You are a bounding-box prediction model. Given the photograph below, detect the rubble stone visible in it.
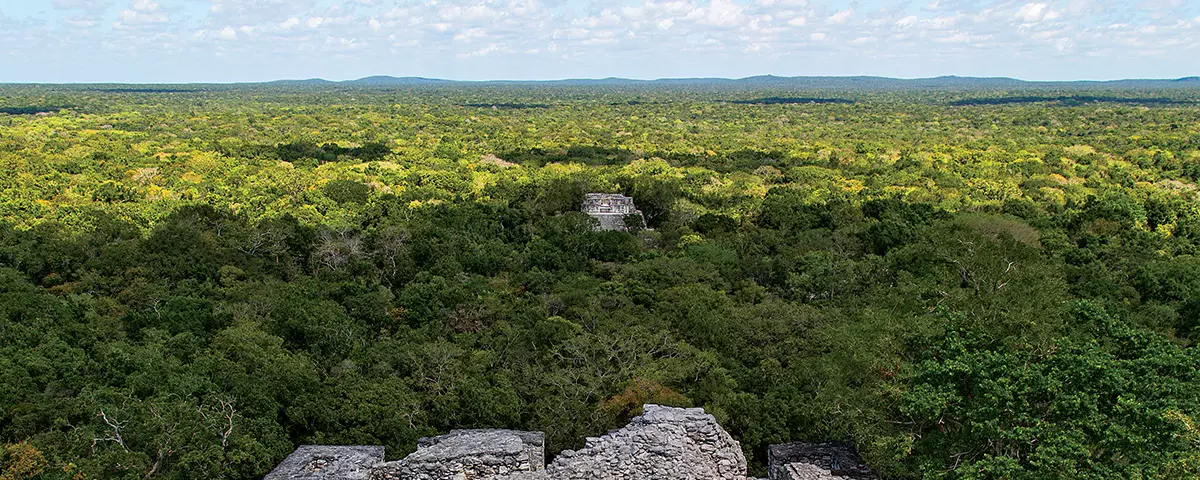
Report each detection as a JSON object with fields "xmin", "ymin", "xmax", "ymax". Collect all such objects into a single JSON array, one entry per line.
[
  {"xmin": 545, "ymin": 404, "xmax": 748, "ymax": 480},
  {"xmin": 767, "ymin": 443, "xmax": 876, "ymax": 480},
  {"xmin": 265, "ymin": 407, "xmax": 879, "ymax": 480},
  {"xmin": 369, "ymin": 429, "xmax": 544, "ymax": 480},
  {"xmin": 264, "ymin": 445, "xmax": 384, "ymax": 480}
]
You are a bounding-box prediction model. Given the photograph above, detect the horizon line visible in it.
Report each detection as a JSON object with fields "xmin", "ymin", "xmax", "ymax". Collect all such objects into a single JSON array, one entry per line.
[{"xmin": 2, "ymin": 74, "xmax": 1199, "ymax": 86}]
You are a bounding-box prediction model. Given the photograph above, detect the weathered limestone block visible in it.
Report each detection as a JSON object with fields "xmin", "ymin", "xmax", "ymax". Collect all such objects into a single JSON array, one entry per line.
[
  {"xmin": 767, "ymin": 443, "xmax": 876, "ymax": 480},
  {"xmin": 546, "ymin": 404, "xmax": 748, "ymax": 480},
  {"xmin": 370, "ymin": 429, "xmax": 545, "ymax": 480},
  {"xmin": 264, "ymin": 445, "xmax": 384, "ymax": 480}
]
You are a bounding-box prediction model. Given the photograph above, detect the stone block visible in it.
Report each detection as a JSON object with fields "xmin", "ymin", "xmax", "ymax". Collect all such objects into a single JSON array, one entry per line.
[
  {"xmin": 545, "ymin": 404, "xmax": 748, "ymax": 480},
  {"xmin": 370, "ymin": 429, "xmax": 545, "ymax": 480},
  {"xmin": 767, "ymin": 442, "xmax": 876, "ymax": 480},
  {"xmin": 264, "ymin": 445, "xmax": 384, "ymax": 480}
]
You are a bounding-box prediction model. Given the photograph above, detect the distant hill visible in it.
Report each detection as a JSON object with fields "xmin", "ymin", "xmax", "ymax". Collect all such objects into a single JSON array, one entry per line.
[
  {"xmin": 301, "ymin": 75, "xmax": 1200, "ymax": 90},
  {"xmin": 263, "ymin": 78, "xmax": 337, "ymax": 87},
  {"xmin": 4, "ymin": 75, "xmax": 1199, "ymax": 91},
  {"xmin": 344, "ymin": 76, "xmax": 456, "ymax": 86}
]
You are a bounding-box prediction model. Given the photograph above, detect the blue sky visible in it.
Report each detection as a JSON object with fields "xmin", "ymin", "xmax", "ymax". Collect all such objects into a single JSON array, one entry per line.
[{"xmin": 1, "ymin": 0, "xmax": 1197, "ymax": 83}]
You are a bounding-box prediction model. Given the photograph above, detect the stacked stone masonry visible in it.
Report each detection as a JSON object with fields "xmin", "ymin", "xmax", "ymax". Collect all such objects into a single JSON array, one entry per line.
[
  {"xmin": 264, "ymin": 445, "xmax": 384, "ymax": 480},
  {"xmin": 545, "ymin": 404, "xmax": 748, "ymax": 480},
  {"xmin": 581, "ymin": 193, "xmax": 645, "ymax": 231},
  {"xmin": 370, "ymin": 429, "xmax": 545, "ymax": 480},
  {"xmin": 264, "ymin": 405, "xmax": 877, "ymax": 480},
  {"xmin": 767, "ymin": 443, "xmax": 878, "ymax": 480}
]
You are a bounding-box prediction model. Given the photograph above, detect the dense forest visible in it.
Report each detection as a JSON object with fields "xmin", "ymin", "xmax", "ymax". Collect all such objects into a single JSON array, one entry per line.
[{"xmin": 2, "ymin": 83, "xmax": 1200, "ymax": 479}]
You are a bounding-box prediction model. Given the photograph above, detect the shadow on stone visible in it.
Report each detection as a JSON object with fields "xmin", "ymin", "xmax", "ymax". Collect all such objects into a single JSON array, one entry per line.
[{"xmin": 767, "ymin": 442, "xmax": 877, "ymax": 480}]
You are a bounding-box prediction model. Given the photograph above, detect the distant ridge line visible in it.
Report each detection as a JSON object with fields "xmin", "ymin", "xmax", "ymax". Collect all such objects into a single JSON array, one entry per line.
[
  {"xmin": 4, "ymin": 75, "xmax": 1200, "ymax": 89},
  {"xmin": 243, "ymin": 75, "xmax": 1200, "ymax": 90},
  {"xmin": 305, "ymin": 75, "xmax": 1200, "ymax": 86}
]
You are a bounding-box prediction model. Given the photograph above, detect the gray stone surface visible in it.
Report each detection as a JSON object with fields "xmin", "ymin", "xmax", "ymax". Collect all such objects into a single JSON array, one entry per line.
[
  {"xmin": 582, "ymin": 193, "xmax": 644, "ymax": 231},
  {"xmin": 264, "ymin": 407, "xmax": 878, "ymax": 480},
  {"xmin": 370, "ymin": 429, "xmax": 545, "ymax": 480},
  {"xmin": 767, "ymin": 443, "xmax": 876, "ymax": 480},
  {"xmin": 264, "ymin": 445, "xmax": 384, "ymax": 480},
  {"xmin": 545, "ymin": 404, "xmax": 748, "ymax": 480}
]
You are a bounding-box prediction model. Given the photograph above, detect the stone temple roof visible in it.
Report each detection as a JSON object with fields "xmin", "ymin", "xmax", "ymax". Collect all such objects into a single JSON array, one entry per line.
[{"xmin": 581, "ymin": 193, "xmax": 645, "ymax": 231}]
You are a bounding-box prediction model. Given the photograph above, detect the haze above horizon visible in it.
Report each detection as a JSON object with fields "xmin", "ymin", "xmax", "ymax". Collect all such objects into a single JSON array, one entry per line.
[{"xmin": 2, "ymin": 0, "xmax": 1198, "ymax": 84}]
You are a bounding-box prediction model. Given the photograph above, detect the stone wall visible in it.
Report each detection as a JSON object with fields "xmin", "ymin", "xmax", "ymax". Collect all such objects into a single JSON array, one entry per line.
[
  {"xmin": 264, "ymin": 445, "xmax": 384, "ymax": 480},
  {"xmin": 767, "ymin": 443, "xmax": 877, "ymax": 480},
  {"xmin": 581, "ymin": 193, "xmax": 644, "ymax": 231},
  {"xmin": 369, "ymin": 429, "xmax": 544, "ymax": 480},
  {"xmin": 546, "ymin": 404, "xmax": 748, "ymax": 480},
  {"xmin": 264, "ymin": 405, "xmax": 877, "ymax": 480}
]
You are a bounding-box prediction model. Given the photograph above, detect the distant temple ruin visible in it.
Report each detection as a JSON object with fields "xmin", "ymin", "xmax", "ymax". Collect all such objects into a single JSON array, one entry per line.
[{"xmin": 581, "ymin": 193, "xmax": 645, "ymax": 231}]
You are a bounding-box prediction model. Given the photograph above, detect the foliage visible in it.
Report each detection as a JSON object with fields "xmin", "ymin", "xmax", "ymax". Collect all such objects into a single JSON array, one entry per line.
[{"xmin": 1, "ymin": 84, "xmax": 1199, "ymax": 479}]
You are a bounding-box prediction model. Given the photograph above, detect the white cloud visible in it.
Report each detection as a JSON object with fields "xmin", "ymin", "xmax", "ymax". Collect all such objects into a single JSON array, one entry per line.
[
  {"xmin": 1055, "ymin": 37, "xmax": 1075, "ymax": 52},
  {"xmin": 115, "ymin": 0, "xmax": 167, "ymax": 27},
  {"xmin": 9, "ymin": 0, "xmax": 1200, "ymax": 81},
  {"xmin": 755, "ymin": 0, "xmax": 807, "ymax": 6},
  {"xmin": 457, "ymin": 42, "xmax": 511, "ymax": 58},
  {"xmin": 685, "ymin": 0, "xmax": 747, "ymax": 28},
  {"xmin": 828, "ymin": 9, "xmax": 853, "ymax": 25},
  {"xmin": 454, "ymin": 28, "xmax": 488, "ymax": 42},
  {"xmin": 574, "ymin": 9, "xmax": 622, "ymax": 28},
  {"xmin": 439, "ymin": 4, "xmax": 502, "ymax": 23},
  {"xmin": 65, "ymin": 17, "xmax": 98, "ymax": 28},
  {"xmin": 203, "ymin": 0, "xmax": 317, "ymax": 23},
  {"xmin": 53, "ymin": 0, "xmax": 110, "ymax": 13},
  {"xmin": 1064, "ymin": 0, "xmax": 1093, "ymax": 16},
  {"xmin": 936, "ymin": 32, "xmax": 971, "ymax": 43},
  {"xmin": 1016, "ymin": 3, "xmax": 1061, "ymax": 23}
]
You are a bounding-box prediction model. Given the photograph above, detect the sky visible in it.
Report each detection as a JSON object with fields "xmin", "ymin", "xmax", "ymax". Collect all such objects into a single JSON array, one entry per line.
[{"xmin": 0, "ymin": 0, "xmax": 1198, "ymax": 83}]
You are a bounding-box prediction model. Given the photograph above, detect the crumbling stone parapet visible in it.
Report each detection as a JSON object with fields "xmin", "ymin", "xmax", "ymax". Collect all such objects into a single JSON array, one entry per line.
[
  {"xmin": 264, "ymin": 445, "xmax": 384, "ymax": 480},
  {"xmin": 545, "ymin": 404, "xmax": 748, "ymax": 480},
  {"xmin": 264, "ymin": 406, "xmax": 877, "ymax": 480},
  {"xmin": 370, "ymin": 429, "xmax": 545, "ymax": 480}
]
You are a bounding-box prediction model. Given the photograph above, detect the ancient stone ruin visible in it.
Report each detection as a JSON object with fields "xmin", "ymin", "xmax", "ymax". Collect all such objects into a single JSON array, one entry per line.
[
  {"xmin": 581, "ymin": 193, "xmax": 645, "ymax": 231},
  {"xmin": 370, "ymin": 429, "xmax": 545, "ymax": 480},
  {"xmin": 546, "ymin": 404, "xmax": 747, "ymax": 480},
  {"xmin": 767, "ymin": 443, "xmax": 878, "ymax": 480},
  {"xmin": 264, "ymin": 404, "xmax": 877, "ymax": 480},
  {"xmin": 264, "ymin": 445, "xmax": 384, "ymax": 480}
]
